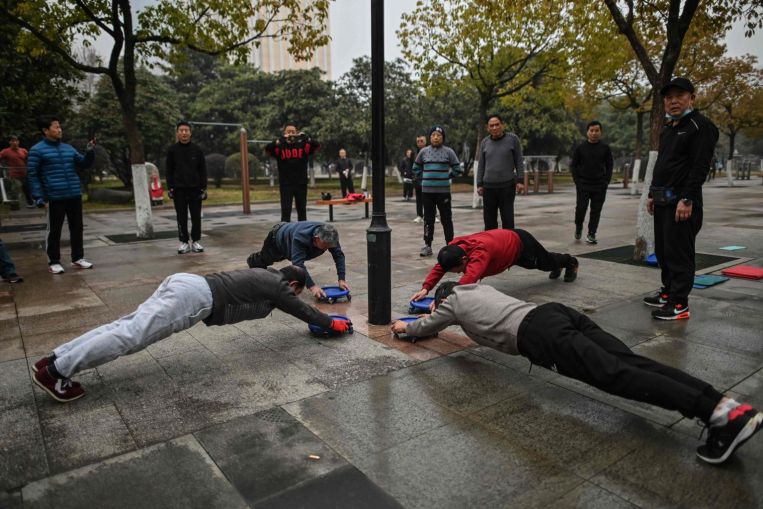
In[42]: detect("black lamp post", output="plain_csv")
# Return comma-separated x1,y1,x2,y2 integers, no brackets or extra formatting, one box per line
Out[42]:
367,0,391,325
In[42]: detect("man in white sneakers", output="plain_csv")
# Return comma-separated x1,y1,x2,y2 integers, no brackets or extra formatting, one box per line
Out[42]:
27,115,95,273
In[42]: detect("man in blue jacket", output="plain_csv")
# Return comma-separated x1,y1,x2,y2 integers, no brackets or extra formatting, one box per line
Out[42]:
246,221,349,299
27,115,95,274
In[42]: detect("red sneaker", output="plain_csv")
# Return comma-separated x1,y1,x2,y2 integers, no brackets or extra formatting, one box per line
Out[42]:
33,367,85,402
32,355,54,373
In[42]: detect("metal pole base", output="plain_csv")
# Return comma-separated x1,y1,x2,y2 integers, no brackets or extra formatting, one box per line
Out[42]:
367,216,391,325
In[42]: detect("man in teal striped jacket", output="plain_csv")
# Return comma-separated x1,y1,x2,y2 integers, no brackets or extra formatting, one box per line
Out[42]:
413,125,462,257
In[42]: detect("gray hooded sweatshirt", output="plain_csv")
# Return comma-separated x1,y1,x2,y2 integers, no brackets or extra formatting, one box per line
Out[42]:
406,284,536,355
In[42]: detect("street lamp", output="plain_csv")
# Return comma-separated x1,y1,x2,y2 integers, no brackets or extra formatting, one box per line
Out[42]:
367,0,391,324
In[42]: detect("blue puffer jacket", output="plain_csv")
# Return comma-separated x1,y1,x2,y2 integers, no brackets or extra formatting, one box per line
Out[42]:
27,139,94,201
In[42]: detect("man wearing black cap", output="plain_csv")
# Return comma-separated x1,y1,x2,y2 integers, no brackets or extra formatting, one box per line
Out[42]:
643,77,719,320
412,125,463,257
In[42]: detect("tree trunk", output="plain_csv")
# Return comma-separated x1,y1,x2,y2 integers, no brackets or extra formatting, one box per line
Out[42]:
472,125,482,209
728,130,736,161
632,90,664,259
122,103,154,239
633,150,658,261
635,111,644,160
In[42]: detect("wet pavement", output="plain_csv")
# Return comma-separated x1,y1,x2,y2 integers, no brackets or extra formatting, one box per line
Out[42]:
1,178,762,508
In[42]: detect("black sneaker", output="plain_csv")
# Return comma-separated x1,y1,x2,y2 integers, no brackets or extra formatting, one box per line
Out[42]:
548,267,561,280
643,289,669,307
563,257,579,282
652,302,690,320
574,228,582,241
585,232,597,244
697,405,762,464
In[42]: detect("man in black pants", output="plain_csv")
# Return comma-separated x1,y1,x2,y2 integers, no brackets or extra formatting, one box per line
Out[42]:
644,78,718,321
413,125,463,257
166,121,207,254
570,120,613,244
333,148,354,197
409,228,578,303
266,124,320,222
393,282,763,465
477,114,525,230
27,116,95,274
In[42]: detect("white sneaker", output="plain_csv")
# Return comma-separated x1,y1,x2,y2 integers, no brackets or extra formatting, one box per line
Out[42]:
48,263,65,274
178,242,191,254
413,216,423,223
71,258,93,269
191,241,204,253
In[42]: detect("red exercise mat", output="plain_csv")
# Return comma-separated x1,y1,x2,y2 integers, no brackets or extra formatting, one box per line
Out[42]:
721,265,763,280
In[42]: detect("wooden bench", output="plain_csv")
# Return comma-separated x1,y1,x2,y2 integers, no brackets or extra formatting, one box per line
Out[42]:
314,197,373,222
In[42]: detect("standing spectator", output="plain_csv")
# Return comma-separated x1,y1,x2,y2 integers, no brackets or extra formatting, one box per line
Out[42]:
477,114,525,230
0,134,33,207
333,148,354,197
414,125,462,257
570,120,614,244
166,121,207,255
412,135,427,222
0,239,23,283
266,124,320,222
398,148,415,201
27,115,95,274
644,77,719,321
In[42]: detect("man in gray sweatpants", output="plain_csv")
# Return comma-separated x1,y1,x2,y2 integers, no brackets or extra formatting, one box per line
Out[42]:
32,266,351,403
391,282,762,465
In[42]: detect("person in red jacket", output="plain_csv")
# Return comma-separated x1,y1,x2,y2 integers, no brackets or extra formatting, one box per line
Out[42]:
410,229,578,302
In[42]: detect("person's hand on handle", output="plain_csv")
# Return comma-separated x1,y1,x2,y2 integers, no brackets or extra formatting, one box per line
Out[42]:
391,320,408,335
410,288,428,302
310,286,327,300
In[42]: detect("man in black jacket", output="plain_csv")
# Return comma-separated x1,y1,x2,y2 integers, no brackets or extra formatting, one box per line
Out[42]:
166,121,207,254
31,265,350,403
266,124,320,221
333,148,354,197
570,120,613,244
643,78,719,321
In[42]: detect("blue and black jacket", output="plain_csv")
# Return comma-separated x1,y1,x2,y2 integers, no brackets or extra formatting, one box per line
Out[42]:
27,138,93,201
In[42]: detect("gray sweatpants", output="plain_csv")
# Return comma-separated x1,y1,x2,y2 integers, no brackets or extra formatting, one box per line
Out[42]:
53,273,213,378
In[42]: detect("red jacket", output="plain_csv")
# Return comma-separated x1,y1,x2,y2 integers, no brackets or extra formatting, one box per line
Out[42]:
422,230,523,291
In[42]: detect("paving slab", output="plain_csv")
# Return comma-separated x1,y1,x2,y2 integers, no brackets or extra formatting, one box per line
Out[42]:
357,419,584,509
591,426,763,508
283,368,463,462
252,465,405,509
0,361,48,491
195,407,350,506
21,435,248,509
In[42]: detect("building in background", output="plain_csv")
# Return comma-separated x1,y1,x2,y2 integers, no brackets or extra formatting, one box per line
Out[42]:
251,6,332,79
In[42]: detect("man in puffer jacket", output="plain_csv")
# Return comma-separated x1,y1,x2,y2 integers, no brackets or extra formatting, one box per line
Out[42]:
27,115,95,274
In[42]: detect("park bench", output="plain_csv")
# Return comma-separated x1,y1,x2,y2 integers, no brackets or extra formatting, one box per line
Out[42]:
314,197,372,222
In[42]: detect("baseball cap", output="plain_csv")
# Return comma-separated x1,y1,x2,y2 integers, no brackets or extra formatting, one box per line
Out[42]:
660,77,695,96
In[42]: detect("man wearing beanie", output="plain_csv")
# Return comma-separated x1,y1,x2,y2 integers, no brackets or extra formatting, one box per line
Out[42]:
412,125,463,257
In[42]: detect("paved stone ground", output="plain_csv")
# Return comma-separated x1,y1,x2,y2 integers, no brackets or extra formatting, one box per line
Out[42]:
1,178,762,508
